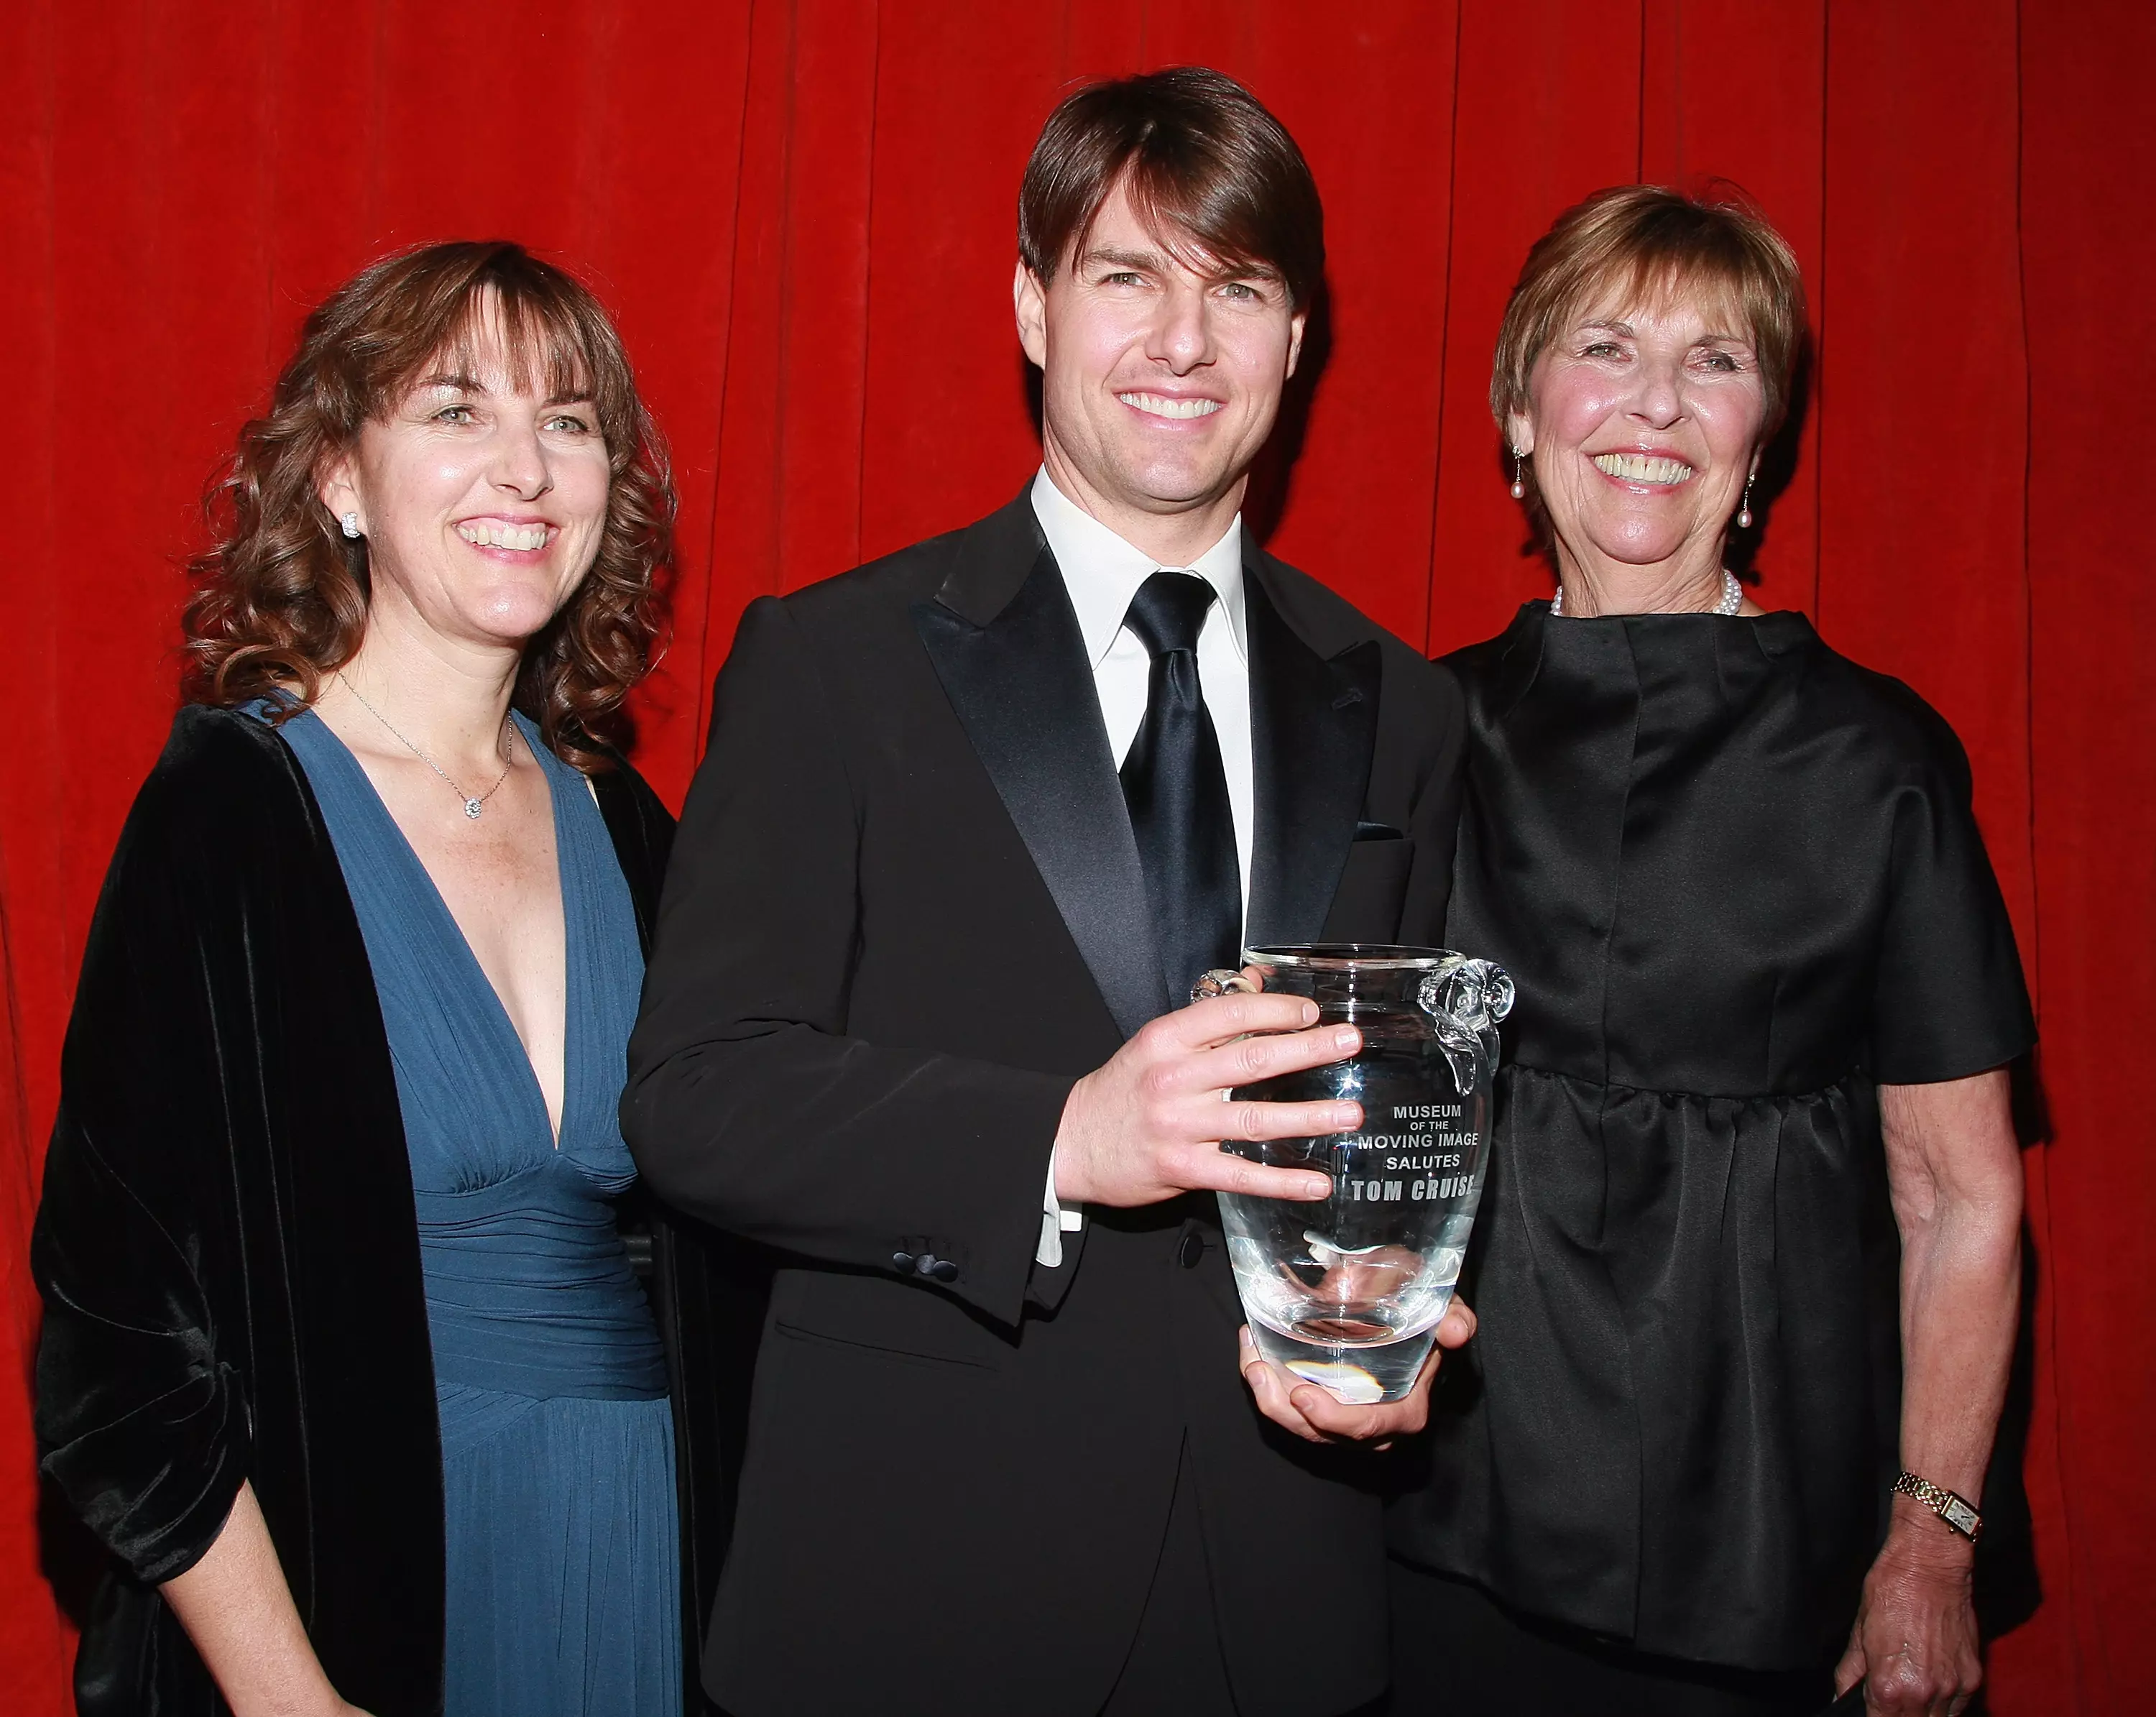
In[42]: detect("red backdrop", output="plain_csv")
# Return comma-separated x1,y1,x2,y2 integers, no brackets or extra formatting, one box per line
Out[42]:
1,2,2149,1710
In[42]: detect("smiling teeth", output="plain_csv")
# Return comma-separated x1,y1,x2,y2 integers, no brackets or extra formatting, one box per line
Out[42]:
1593,452,1695,485
1118,392,1223,419
458,521,550,551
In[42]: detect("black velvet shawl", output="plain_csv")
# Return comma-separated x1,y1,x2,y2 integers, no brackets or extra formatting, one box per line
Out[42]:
32,705,731,1716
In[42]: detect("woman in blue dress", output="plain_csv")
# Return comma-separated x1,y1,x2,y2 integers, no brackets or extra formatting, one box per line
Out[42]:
34,241,707,1716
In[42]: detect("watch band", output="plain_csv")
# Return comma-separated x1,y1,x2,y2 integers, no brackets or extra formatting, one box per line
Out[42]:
1893,1470,1983,1542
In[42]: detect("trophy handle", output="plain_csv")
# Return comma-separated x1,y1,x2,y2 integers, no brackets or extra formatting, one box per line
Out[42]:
1417,956,1515,1097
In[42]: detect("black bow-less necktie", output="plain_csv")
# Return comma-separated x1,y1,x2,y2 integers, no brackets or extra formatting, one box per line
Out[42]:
1119,570,1243,1005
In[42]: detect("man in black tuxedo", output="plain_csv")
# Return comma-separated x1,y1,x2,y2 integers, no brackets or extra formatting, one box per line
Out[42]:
626,67,1468,1717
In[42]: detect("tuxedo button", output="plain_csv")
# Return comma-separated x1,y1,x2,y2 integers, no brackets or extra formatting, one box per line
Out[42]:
928,1258,960,1284
1176,1233,1204,1270
893,1251,917,1274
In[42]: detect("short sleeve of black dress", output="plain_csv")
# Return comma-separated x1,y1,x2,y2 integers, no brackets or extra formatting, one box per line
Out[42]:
1867,696,2035,1083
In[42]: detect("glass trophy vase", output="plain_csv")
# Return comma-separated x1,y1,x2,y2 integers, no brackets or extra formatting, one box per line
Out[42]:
1197,944,1513,1405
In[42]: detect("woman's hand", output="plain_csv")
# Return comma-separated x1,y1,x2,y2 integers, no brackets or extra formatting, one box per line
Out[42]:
1833,1507,1981,1715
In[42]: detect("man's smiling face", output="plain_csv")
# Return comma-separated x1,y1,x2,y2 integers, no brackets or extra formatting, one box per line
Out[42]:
1016,174,1304,528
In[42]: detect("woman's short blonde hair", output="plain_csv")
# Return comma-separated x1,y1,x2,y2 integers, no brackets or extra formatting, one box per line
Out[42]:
1491,185,1806,439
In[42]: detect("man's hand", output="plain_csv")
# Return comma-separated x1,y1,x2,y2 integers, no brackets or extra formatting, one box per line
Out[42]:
1052,980,1361,1208
1238,1299,1476,1447
1833,1502,1983,1715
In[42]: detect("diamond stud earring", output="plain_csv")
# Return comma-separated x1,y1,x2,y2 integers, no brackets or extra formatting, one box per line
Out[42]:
340,511,362,539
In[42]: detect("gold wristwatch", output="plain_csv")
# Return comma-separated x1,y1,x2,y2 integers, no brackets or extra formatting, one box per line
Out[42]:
1893,1470,1983,1542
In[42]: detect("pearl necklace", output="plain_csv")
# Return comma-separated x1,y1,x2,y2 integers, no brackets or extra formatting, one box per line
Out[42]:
1552,569,1744,617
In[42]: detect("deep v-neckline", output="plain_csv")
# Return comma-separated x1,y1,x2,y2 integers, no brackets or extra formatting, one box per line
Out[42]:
315,709,578,1151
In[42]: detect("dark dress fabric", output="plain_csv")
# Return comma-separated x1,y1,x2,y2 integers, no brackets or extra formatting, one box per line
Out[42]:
1387,603,2034,1675
32,704,693,1717
1386,1562,1826,1717
279,709,678,1717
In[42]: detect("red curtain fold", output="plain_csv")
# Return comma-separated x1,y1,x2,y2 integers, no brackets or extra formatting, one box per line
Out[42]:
2018,9,2156,1703
1,4,2147,1711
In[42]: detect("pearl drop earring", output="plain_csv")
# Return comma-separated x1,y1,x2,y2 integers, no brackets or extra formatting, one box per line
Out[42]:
1509,449,1526,501
340,511,362,539
1736,475,1755,530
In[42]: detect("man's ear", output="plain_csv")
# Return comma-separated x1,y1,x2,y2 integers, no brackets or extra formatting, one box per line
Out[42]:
1284,310,1307,381
1015,261,1049,369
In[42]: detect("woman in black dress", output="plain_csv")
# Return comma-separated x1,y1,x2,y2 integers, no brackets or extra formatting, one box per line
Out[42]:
1387,188,2032,1717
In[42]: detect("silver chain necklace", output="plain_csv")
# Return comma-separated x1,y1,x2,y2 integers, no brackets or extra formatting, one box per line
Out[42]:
1552,569,1744,617
336,672,520,821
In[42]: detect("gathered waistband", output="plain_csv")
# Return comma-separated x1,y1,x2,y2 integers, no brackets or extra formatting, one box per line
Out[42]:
411,1159,667,1401
1498,1060,1869,1107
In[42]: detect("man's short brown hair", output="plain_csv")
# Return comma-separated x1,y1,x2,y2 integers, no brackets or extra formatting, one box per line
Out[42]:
1492,185,1807,437
1019,67,1324,310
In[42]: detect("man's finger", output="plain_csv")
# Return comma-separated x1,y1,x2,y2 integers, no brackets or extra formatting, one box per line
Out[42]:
1168,990,1319,1049
1212,1097,1360,1145
1187,1021,1361,1093
1171,1146,1331,1201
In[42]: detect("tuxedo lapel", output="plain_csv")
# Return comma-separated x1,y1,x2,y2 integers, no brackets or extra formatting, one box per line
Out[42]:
1243,549,1381,949
911,497,1171,1040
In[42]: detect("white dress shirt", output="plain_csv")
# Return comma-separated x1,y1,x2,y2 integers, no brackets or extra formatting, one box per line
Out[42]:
1028,468,1255,1266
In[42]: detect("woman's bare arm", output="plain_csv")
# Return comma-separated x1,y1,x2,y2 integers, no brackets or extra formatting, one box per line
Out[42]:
160,1481,370,1717
1836,1066,2022,1714
1886,1068,2024,1509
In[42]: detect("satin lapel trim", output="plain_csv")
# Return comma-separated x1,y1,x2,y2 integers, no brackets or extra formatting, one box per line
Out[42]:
1243,556,1381,949
911,538,1170,1041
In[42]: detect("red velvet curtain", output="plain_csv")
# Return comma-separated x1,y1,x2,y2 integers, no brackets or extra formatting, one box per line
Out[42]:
1,2,2147,1709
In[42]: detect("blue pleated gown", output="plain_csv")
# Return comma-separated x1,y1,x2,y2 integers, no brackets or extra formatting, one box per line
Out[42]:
282,707,681,1717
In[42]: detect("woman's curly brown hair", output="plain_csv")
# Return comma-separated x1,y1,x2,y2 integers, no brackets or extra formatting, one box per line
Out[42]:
183,240,673,770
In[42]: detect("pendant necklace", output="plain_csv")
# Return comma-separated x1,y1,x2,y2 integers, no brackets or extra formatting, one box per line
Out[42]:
336,672,519,821
1552,569,1744,618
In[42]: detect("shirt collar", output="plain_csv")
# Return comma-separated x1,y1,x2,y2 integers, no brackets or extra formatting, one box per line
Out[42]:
1029,467,1248,670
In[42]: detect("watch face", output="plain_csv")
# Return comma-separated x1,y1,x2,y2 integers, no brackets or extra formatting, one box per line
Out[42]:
1944,1496,1981,1537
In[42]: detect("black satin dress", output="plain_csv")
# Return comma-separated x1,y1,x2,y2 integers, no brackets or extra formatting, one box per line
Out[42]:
1387,604,2033,1692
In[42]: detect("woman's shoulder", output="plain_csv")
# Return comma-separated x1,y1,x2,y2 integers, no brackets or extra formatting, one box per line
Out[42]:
1437,623,1524,686
144,700,305,789
121,703,320,857
582,742,674,832
1434,602,1540,713
584,744,676,907
76,705,341,988
1781,629,1976,790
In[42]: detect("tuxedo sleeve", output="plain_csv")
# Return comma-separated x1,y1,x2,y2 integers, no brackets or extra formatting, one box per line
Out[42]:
623,595,1074,1330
